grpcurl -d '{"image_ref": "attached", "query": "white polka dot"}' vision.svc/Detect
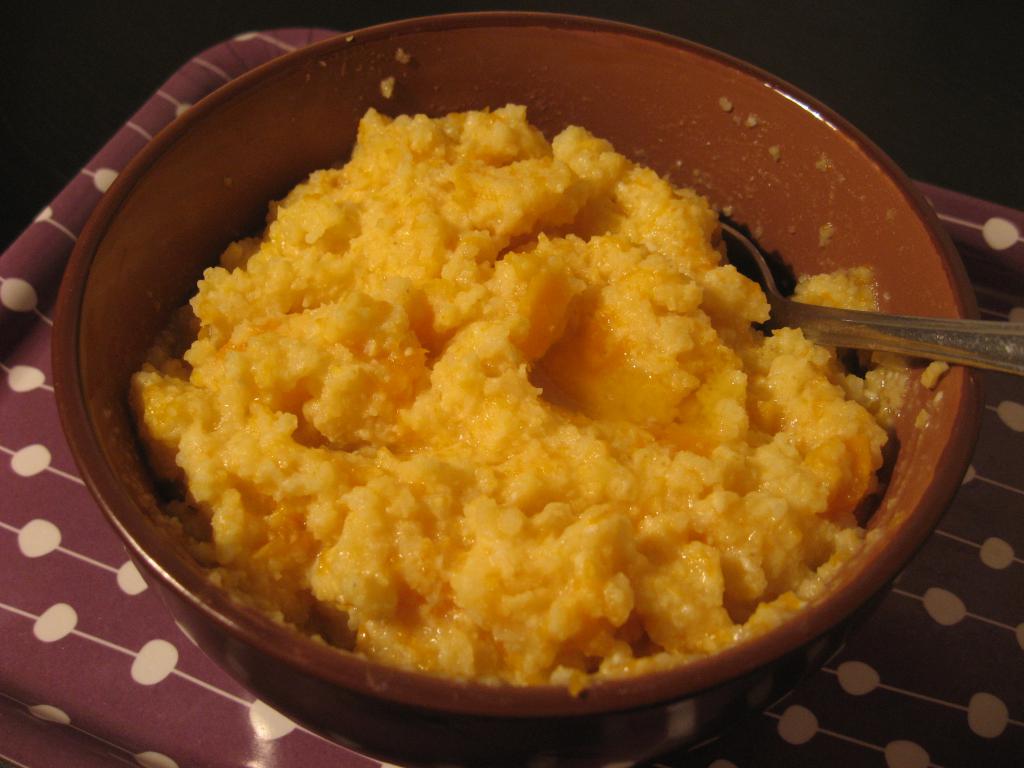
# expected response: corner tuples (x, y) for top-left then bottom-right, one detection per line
(1, 278), (38, 312)
(836, 661), (880, 695)
(968, 692), (1009, 738)
(34, 206), (53, 222)
(665, 699), (696, 740)
(234, 31), (258, 41)
(922, 587), (966, 626)
(982, 217), (1020, 251)
(33, 603), (77, 642)
(995, 400), (1024, 431)
(18, 519), (61, 557)
(1008, 307), (1024, 323)
(884, 740), (929, 768)
(249, 699), (296, 740)
(175, 103), (191, 117)
(116, 561), (148, 595)
(91, 168), (118, 193)
(708, 761), (738, 768)
(131, 639), (178, 685)
(28, 704), (70, 724)
(10, 444), (52, 477)
(777, 705), (817, 745)
(7, 365), (46, 392)
(134, 752), (179, 768)
(962, 464), (976, 484)
(979, 537), (1015, 569)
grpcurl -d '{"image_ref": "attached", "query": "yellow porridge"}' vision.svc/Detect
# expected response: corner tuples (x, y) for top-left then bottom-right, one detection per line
(131, 105), (898, 688)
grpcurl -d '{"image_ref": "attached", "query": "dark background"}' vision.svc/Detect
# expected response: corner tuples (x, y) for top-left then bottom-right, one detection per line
(2, 0), (1021, 253)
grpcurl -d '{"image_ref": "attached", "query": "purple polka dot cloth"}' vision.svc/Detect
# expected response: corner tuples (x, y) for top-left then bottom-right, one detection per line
(1, 28), (1021, 768)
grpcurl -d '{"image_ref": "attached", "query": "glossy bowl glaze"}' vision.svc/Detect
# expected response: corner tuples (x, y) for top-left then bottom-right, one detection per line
(53, 12), (981, 767)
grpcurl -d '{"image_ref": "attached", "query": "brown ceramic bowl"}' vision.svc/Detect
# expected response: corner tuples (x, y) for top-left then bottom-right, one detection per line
(53, 12), (981, 767)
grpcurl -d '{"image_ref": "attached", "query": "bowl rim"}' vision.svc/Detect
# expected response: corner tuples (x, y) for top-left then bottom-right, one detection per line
(53, 10), (982, 718)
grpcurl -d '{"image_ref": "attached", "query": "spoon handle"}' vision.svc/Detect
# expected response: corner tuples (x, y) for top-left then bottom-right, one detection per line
(772, 300), (1024, 375)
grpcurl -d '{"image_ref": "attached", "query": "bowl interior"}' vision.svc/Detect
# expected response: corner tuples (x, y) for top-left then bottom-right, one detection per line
(57, 13), (979, 717)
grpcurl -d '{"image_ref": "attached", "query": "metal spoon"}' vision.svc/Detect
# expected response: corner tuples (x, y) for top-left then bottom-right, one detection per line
(720, 222), (1024, 376)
